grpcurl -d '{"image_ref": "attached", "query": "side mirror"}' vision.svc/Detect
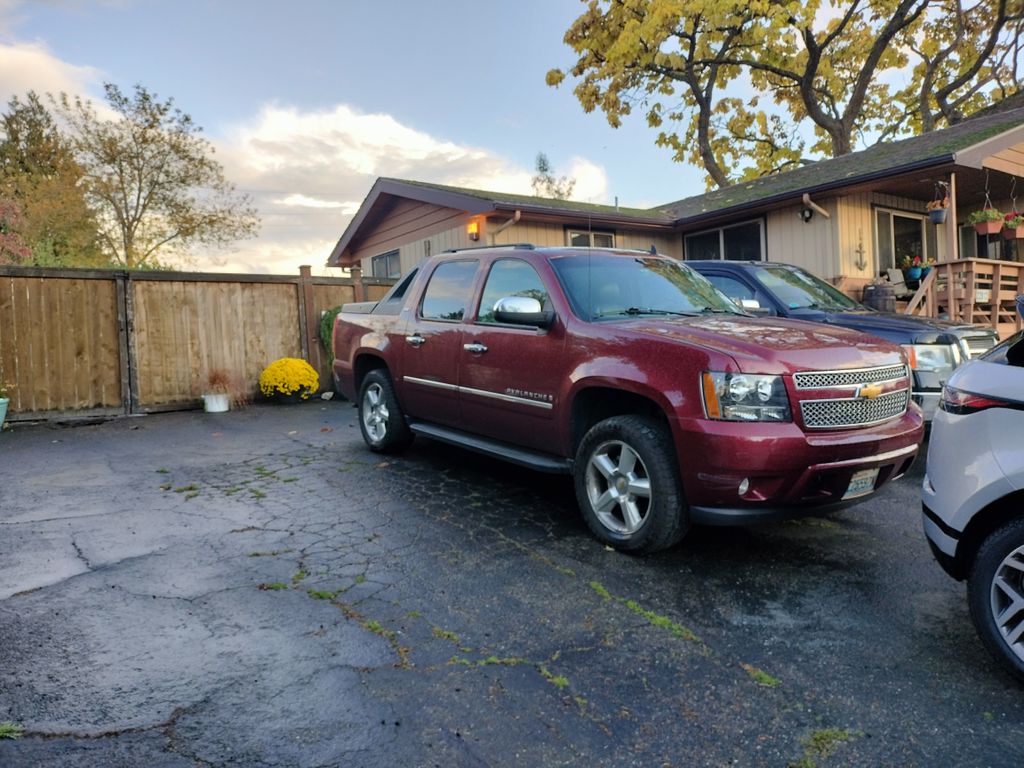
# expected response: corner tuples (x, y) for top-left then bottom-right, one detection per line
(739, 298), (774, 316)
(493, 296), (554, 328)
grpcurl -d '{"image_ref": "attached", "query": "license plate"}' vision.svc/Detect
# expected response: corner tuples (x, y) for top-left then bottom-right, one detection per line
(842, 468), (879, 500)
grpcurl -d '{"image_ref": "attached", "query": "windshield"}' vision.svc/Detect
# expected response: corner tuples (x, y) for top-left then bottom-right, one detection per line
(549, 253), (741, 321)
(751, 265), (860, 311)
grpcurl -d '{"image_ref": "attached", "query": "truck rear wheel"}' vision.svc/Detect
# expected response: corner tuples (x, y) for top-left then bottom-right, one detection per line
(358, 370), (413, 453)
(967, 517), (1024, 683)
(574, 415), (688, 553)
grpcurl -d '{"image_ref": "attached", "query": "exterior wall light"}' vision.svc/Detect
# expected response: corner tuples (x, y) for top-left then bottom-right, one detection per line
(799, 207), (815, 223)
(467, 220), (480, 241)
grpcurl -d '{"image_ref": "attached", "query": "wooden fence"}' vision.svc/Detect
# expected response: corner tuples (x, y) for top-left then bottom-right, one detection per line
(905, 258), (1024, 339)
(0, 265), (394, 422)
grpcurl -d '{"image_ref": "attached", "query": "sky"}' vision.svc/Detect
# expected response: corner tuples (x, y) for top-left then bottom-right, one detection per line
(0, 0), (707, 275)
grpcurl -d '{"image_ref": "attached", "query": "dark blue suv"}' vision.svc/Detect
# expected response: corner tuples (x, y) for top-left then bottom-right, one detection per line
(687, 261), (999, 420)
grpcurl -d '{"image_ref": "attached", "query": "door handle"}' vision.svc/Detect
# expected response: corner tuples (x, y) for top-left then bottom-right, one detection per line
(463, 342), (488, 354)
(405, 334), (426, 347)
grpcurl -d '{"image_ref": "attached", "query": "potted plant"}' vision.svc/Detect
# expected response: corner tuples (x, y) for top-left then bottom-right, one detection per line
(1003, 211), (1024, 239)
(0, 381), (12, 430)
(920, 256), (935, 278)
(898, 254), (924, 281)
(259, 357), (319, 403)
(202, 368), (232, 413)
(926, 197), (949, 224)
(968, 206), (1004, 235)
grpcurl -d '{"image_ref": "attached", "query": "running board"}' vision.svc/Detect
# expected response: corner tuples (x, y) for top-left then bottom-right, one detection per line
(407, 421), (572, 474)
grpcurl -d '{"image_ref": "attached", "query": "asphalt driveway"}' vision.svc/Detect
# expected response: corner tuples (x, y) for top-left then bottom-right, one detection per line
(0, 402), (1021, 767)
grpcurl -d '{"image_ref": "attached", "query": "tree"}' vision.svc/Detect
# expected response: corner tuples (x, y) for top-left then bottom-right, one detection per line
(0, 199), (31, 265)
(54, 83), (258, 268)
(0, 92), (105, 267)
(531, 152), (576, 199)
(547, 0), (1024, 189)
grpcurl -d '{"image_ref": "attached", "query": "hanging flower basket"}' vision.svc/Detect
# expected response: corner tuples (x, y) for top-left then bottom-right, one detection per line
(928, 209), (947, 225)
(968, 207), (1004, 235)
(1003, 212), (1024, 240)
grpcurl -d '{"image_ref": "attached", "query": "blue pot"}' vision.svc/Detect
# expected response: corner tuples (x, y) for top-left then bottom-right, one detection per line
(905, 266), (922, 280)
(928, 209), (947, 224)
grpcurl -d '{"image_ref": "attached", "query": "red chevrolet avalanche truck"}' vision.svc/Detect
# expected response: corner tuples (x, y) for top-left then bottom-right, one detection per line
(333, 246), (924, 553)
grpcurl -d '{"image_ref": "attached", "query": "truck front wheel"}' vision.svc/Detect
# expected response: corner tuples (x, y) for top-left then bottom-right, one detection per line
(358, 370), (413, 453)
(967, 517), (1024, 683)
(574, 415), (688, 553)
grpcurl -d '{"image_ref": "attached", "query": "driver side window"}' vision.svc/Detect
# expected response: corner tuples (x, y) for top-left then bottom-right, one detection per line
(476, 259), (548, 324)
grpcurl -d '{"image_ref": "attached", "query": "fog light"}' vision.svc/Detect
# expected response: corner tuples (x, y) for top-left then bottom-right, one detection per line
(738, 477), (750, 496)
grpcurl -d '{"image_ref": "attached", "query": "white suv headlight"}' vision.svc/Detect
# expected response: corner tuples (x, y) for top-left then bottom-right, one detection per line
(902, 344), (959, 375)
(702, 372), (791, 422)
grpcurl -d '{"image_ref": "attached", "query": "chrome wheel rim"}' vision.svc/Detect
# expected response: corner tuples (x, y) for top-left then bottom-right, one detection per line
(584, 439), (651, 535)
(991, 543), (1024, 664)
(362, 383), (388, 442)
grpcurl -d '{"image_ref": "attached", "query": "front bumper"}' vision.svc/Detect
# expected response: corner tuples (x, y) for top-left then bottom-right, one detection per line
(676, 407), (924, 525)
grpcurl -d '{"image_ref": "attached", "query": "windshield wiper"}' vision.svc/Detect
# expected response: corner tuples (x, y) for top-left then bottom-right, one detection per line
(696, 307), (736, 314)
(622, 307), (699, 317)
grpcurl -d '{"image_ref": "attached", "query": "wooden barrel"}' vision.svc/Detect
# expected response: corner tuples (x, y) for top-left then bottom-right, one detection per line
(861, 283), (896, 313)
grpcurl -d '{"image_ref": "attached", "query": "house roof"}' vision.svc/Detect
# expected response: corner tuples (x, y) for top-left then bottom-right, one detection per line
(329, 104), (1024, 266)
(327, 177), (673, 266)
(658, 104), (1024, 223)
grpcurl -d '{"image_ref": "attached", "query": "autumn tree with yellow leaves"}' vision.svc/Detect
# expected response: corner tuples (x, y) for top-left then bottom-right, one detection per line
(548, 0), (1023, 188)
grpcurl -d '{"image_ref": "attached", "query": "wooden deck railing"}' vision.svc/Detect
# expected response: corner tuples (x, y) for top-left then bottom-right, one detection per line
(905, 258), (1024, 338)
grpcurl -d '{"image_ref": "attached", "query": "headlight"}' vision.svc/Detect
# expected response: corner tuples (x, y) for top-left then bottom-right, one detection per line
(901, 344), (959, 375)
(702, 372), (791, 422)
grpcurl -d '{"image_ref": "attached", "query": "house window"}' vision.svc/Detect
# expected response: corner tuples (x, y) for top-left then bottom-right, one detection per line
(683, 220), (764, 261)
(371, 249), (401, 278)
(875, 209), (929, 272)
(568, 229), (615, 248)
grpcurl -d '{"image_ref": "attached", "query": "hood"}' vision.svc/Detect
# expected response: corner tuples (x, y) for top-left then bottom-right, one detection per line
(619, 315), (904, 375)
(786, 307), (993, 344)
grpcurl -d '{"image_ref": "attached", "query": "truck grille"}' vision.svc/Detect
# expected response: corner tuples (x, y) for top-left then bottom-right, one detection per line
(800, 389), (909, 429)
(793, 364), (908, 390)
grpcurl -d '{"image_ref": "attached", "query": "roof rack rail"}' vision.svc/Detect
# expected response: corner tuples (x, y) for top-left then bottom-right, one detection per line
(441, 243), (535, 254)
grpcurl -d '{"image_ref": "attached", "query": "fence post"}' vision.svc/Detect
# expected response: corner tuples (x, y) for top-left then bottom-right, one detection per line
(350, 264), (366, 302)
(298, 266), (318, 367)
(116, 271), (137, 415)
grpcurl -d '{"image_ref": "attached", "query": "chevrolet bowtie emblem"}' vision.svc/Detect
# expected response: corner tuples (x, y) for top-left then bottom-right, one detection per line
(857, 383), (883, 400)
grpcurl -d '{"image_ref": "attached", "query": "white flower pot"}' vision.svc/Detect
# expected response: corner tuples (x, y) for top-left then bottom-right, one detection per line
(203, 393), (230, 413)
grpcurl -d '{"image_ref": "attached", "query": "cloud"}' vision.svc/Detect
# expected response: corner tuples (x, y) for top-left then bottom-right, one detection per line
(0, 40), (101, 105)
(215, 103), (609, 276)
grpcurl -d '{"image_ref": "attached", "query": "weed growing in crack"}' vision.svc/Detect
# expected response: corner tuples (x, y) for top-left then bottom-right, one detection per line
(250, 490), (267, 500)
(787, 728), (860, 768)
(292, 570), (308, 585)
(173, 484), (198, 493)
(248, 549), (293, 557)
(589, 581), (702, 645)
(0, 722), (23, 739)
(431, 627), (460, 644)
(155, 468), (170, 474)
(258, 582), (289, 591)
(308, 589), (339, 600)
(740, 662), (781, 687)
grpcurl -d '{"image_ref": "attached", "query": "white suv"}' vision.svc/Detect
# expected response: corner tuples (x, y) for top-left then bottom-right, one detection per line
(922, 330), (1024, 682)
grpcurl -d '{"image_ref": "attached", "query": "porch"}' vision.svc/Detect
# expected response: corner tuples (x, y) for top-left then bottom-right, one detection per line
(905, 258), (1024, 340)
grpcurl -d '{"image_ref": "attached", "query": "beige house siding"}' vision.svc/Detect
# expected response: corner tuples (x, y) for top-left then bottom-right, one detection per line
(352, 200), (469, 275)
(766, 202), (840, 279)
(489, 220), (682, 257)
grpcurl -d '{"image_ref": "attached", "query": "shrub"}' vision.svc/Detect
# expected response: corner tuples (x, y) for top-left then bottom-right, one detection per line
(258, 358), (319, 399)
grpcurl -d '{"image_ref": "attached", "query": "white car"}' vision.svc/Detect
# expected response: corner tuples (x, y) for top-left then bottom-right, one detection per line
(922, 330), (1024, 682)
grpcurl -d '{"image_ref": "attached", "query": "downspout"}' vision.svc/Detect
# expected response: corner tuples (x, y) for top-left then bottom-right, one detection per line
(489, 210), (521, 244)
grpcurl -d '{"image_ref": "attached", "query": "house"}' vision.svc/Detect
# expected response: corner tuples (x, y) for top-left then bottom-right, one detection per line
(328, 104), (1024, 337)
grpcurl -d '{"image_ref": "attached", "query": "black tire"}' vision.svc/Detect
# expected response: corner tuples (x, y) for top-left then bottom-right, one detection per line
(357, 370), (413, 453)
(967, 517), (1024, 683)
(573, 415), (688, 553)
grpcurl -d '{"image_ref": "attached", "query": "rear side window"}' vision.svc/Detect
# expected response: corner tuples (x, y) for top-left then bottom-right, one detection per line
(476, 259), (548, 324)
(372, 267), (419, 315)
(420, 260), (478, 321)
(705, 274), (756, 303)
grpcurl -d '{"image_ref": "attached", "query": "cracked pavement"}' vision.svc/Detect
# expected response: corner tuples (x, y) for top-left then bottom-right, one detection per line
(0, 402), (1022, 767)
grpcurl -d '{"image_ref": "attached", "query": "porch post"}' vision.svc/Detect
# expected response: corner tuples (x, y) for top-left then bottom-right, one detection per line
(946, 171), (958, 262)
